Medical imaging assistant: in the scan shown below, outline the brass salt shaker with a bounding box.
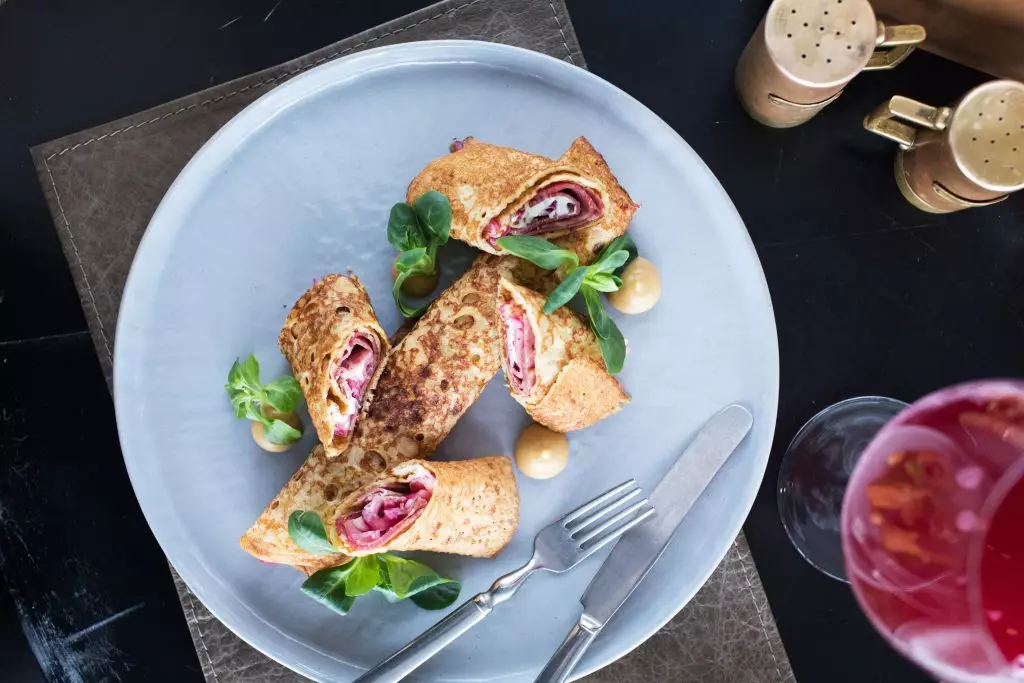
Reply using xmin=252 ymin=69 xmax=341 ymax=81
xmin=736 ymin=0 xmax=925 ymax=128
xmin=864 ymin=80 xmax=1024 ymax=213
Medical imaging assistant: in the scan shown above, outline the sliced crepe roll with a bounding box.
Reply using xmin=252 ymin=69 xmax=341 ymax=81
xmin=498 ymin=278 xmax=629 ymax=432
xmin=407 ymin=137 xmax=636 ymax=261
xmin=331 ymin=457 xmax=519 ymax=558
xmin=242 ymin=256 xmax=532 ymax=571
xmin=279 ymin=275 xmax=389 ymax=458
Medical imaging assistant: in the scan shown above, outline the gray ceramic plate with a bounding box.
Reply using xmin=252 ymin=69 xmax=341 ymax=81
xmin=114 ymin=41 xmax=779 ymax=682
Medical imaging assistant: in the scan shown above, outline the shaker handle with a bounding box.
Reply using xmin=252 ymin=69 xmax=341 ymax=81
xmin=863 ymin=96 xmax=953 ymax=149
xmin=864 ymin=21 xmax=926 ymax=71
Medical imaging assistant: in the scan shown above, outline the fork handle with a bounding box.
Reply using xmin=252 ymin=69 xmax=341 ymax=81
xmin=353 ymin=597 xmax=490 ymax=683
xmin=354 ymin=560 xmax=538 ymax=683
xmin=534 ymin=618 xmax=600 ymax=683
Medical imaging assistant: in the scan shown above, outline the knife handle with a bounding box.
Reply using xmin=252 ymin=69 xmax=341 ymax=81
xmin=534 ymin=618 xmax=600 ymax=683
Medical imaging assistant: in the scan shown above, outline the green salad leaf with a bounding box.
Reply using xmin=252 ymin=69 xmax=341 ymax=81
xmin=413 ymin=190 xmax=453 ymax=245
xmin=344 ymin=556 xmax=382 ymax=597
xmin=492 ymin=236 xmax=636 ymax=373
xmin=408 ymin=578 xmax=461 ymax=610
xmin=496 ymin=236 xmax=578 ymax=271
xmin=387 ymin=191 xmax=453 ymax=318
xmin=584 ymin=272 xmax=622 ymax=293
xmin=543 ymin=266 xmax=588 ymax=314
xmin=265 ymin=419 xmax=302 ymax=445
xmin=298 ymin=548 xmax=461 ymax=616
xmin=391 ymin=246 xmax=436 ymax=318
xmin=375 ymin=554 xmax=434 ymax=598
xmin=388 ymin=203 xmax=424 ymax=252
xmin=224 ymin=355 xmax=304 ymax=444
xmin=287 ymin=511 xmax=336 ymax=555
xmin=592 ymin=235 xmax=637 ymax=274
xmin=300 ymin=564 xmax=357 ymax=615
xmin=375 ymin=554 xmax=460 ymax=610
xmin=264 ymin=376 xmax=303 ymax=413
xmin=583 ymin=287 xmax=627 ymax=374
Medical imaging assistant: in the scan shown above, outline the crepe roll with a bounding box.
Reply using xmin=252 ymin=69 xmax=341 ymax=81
xmin=242 ymin=256 xmax=528 ymax=571
xmin=407 ymin=137 xmax=637 ymax=262
xmin=350 ymin=255 xmax=507 ymax=463
xmin=331 ymin=457 xmax=518 ymax=558
xmin=498 ymin=278 xmax=629 ymax=432
xmin=279 ymin=275 xmax=388 ymax=458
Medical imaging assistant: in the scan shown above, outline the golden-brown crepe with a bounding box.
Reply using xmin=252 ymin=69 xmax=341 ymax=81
xmin=331 ymin=457 xmax=518 ymax=558
xmin=497 ymin=278 xmax=629 ymax=432
xmin=407 ymin=137 xmax=636 ymax=262
xmin=279 ymin=275 xmax=389 ymax=458
xmin=241 ymin=255 xmax=526 ymax=571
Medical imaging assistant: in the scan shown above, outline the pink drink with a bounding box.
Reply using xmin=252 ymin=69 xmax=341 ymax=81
xmin=842 ymin=381 xmax=1024 ymax=682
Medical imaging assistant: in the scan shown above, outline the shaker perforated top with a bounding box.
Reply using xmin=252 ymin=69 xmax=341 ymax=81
xmin=949 ymin=80 xmax=1024 ymax=193
xmin=765 ymin=0 xmax=877 ymax=88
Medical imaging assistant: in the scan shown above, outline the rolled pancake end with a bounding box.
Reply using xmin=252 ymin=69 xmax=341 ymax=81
xmin=332 ymin=457 xmax=519 ymax=559
xmin=408 ymin=137 xmax=636 ymax=263
xmin=498 ymin=277 xmax=629 ymax=432
xmin=279 ymin=275 xmax=389 ymax=458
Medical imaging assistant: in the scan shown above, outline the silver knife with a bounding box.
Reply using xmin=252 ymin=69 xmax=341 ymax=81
xmin=534 ymin=404 xmax=754 ymax=683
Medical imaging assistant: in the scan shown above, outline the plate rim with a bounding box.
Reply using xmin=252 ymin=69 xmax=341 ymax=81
xmin=113 ymin=39 xmax=780 ymax=682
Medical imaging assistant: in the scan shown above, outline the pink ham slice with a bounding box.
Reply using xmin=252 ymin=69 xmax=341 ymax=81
xmin=500 ymin=302 xmax=535 ymax=396
xmin=486 ymin=181 xmax=603 ymax=246
xmin=336 ymin=473 xmax=435 ymax=551
xmin=331 ymin=333 xmax=378 ymax=437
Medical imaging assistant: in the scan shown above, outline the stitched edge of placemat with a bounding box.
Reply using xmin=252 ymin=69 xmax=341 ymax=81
xmin=736 ymin=537 xmax=792 ymax=683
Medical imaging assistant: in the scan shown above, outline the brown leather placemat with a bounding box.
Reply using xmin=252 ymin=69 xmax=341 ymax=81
xmin=31 ymin=1 xmax=793 ymax=681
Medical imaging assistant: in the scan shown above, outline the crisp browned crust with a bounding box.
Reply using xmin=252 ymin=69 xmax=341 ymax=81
xmin=526 ymin=356 xmax=630 ymax=432
xmin=407 ymin=138 xmax=555 ymax=254
xmin=498 ymin=278 xmax=629 ymax=432
xmin=278 ymin=275 xmax=389 ymax=458
xmin=241 ymin=256 xmax=545 ymax=569
xmin=353 ymin=255 xmax=502 ymax=459
xmin=331 ymin=457 xmax=519 ymax=558
xmin=239 ymin=444 xmax=358 ymax=571
xmin=407 ymin=137 xmax=636 ymax=263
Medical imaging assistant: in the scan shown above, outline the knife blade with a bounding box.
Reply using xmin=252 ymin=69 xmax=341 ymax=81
xmin=582 ymin=403 xmax=753 ymax=623
xmin=534 ymin=403 xmax=753 ymax=683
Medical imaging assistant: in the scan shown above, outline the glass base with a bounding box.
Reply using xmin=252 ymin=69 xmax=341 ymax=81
xmin=778 ymin=396 xmax=908 ymax=582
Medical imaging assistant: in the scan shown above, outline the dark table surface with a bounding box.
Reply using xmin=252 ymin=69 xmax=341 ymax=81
xmin=1 ymin=0 xmax=1021 ymax=681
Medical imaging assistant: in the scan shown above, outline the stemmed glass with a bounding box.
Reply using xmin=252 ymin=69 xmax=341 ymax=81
xmin=778 ymin=395 xmax=908 ymax=581
xmin=779 ymin=382 xmax=1024 ymax=682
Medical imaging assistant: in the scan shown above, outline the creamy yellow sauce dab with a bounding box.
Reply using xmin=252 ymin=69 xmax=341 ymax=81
xmin=609 ymin=257 xmax=661 ymax=314
xmin=514 ymin=423 xmax=569 ymax=479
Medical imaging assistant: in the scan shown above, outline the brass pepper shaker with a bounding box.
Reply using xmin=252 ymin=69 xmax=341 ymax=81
xmin=735 ymin=0 xmax=925 ymax=128
xmin=864 ymin=80 xmax=1024 ymax=213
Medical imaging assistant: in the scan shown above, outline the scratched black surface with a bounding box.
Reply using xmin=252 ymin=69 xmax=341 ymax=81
xmin=1 ymin=0 xmax=1022 ymax=681
xmin=0 ymin=332 xmax=201 ymax=682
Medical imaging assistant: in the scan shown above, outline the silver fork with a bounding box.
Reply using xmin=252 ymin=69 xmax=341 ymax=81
xmin=353 ymin=479 xmax=655 ymax=683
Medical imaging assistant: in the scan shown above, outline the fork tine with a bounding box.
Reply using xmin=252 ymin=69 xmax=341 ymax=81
xmin=572 ymin=499 xmax=651 ymax=545
xmin=561 ymin=479 xmax=638 ymax=526
xmin=577 ymin=506 xmax=656 ymax=558
xmin=566 ymin=487 xmax=642 ymax=531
